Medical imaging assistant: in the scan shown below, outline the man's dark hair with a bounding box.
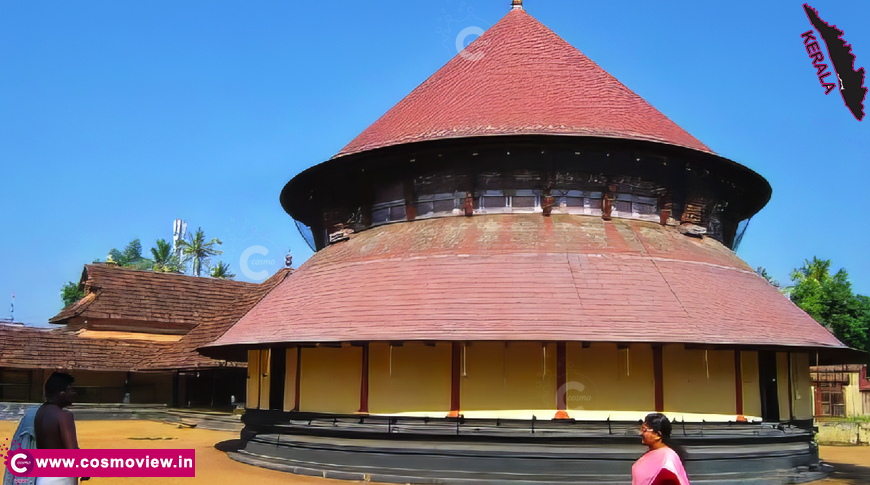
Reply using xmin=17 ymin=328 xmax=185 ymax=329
xmin=44 ymin=372 xmax=75 ymax=399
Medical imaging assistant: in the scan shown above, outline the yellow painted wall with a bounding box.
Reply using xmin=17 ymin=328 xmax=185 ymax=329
xmin=369 ymin=342 xmax=451 ymax=415
xmin=776 ymin=352 xmax=790 ymax=420
xmin=284 ymin=347 xmax=298 ymax=412
xmin=461 ymin=342 xmax=556 ymax=413
xmin=567 ymin=343 xmax=654 ymax=414
xmin=844 ymin=373 xmax=864 ymax=417
xmin=740 ymin=351 xmax=762 ymax=418
xmin=791 ymin=353 xmax=813 ymax=420
xmin=246 ymin=349 xmax=259 ymax=409
xmin=663 ymin=346 xmax=736 ymax=416
xmin=299 ymin=346 xmax=362 ymax=414
xmin=259 ymin=349 xmax=271 ymax=410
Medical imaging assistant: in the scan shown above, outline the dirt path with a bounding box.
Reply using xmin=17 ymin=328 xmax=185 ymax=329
xmin=3 ymin=420 xmax=869 ymax=484
xmin=819 ymin=445 xmax=870 ymax=484
xmin=1 ymin=420 xmax=360 ymax=484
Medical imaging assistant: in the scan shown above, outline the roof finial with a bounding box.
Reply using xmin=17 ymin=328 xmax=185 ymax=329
xmin=511 ymin=0 xmax=523 ymax=10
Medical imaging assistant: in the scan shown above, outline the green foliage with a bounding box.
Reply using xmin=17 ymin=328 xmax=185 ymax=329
xmin=60 ymin=282 xmax=85 ymax=307
xmin=108 ymin=238 xmax=154 ymax=269
xmin=150 ymin=239 xmax=172 ymax=263
xmin=755 ymin=267 xmax=780 ymax=287
xmin=210 ymin=261 xmax=235 ymax=279
xmin=176 ymin=227 xmax=223 ymax=277
xmin=788 ymin=257 xmax=870 ymax=351
xmin=123 ymin=238 xmax=143 ymax=263
xmin=150 ymin=238 xmax=183 ymax=273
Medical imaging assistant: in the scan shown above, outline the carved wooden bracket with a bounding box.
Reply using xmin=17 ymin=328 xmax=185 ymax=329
xmin=602 ymin=184 xmax=617 ymax=221
xmin=463 ymin=192 xmax=475 ymax=217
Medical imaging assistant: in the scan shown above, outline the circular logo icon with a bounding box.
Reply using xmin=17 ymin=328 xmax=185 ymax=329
xmin=7 ymin=449 xmax=34 ymax=477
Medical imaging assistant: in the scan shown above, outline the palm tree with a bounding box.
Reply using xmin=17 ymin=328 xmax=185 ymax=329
xmin=151 ymin=238 xmax=183 ymax=273
xmin=210 ymin=261 xmax=235 ymax=279
xmin=151 ymin=239 xmax=173 ymax=264
xmin=176 ymin=227 xmax=223 ymax=277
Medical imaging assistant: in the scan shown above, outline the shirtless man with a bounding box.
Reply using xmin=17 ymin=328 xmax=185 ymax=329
xmin=34 ymin=372 xmax=86 ymax=485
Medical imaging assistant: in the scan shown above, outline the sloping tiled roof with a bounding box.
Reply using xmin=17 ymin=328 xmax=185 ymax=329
xmin=51 ymin=291 xmax=98 ymax=324
xmin=49 ymin=264 xmax=256 ymax=327
xmin=4 ymin=267 xmax=291 ymax=372
xmin=335 ymin=8 xmax=712 ymax=159
xmin=205 ymin=214 xmax=845 ymax=350
xmin=0 ymin=324 xmax=166 ymax=372
xmin=145 ymin=269 xmax=292 ymax=370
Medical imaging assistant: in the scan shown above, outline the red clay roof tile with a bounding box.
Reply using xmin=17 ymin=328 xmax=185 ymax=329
xmin=0 ymin=324 xmax=166 ymax=372
xmin=49 ymin=264 xmax=256 ymax=328
xmin=205 ymin=215 xmax=845 ymax=350
xmin=145 ymin=269 xmax=292 ymax=370
xmin=336 ymin=9 xmax=712 ymax=159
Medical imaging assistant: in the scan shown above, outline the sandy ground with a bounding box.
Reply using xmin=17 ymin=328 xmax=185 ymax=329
xmin=1 ymin=420 xmax=357 ymax=485
xmin=3 ymin=420 xmax=869 ymax=484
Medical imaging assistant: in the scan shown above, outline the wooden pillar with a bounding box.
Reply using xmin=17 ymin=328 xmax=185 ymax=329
xmin=359 ymin=343 xmax=369 ymax=414
xmin=448 ymin=342 xmax=462 ymax=417
xmin=786 ymin=353 xmax=794 ymax=422
xmin=463 ymin=192 xmax=475 ymax=217
xmin=653 ymin=346 xmax=664 ymax=413
xmin=542 ymin=189 xmax=554 ymax=217
xmin=293 ymin=347 xmax=302 ymax=412
xmin=246 ymin=349 xmax=260 ymax=409
xmin=259 ymin=349 xmax=271 ymax=410
xmin=403 ymin=176 xmax=417 ymax=221
xmin=735 ymin=350 xmax=745 ymax=420
xmin=555 ymin=342 xmax=569 ymax=419
xmin=659 ymin=191 xmax=672 ymax=225
xmin=602 ymin=184 xmax=617 ymax=221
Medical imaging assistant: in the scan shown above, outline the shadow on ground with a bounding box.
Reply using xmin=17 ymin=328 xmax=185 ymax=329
xmin=214 ymin=439 xmax=245 ymax=452
xmin=824 ymin=462 xmax=870 ymax=484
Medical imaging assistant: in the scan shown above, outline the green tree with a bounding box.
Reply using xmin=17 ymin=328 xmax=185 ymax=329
xmin=61 ymin=282 xmax=85 ymax=307
xmin=108 ymin=238 xmax=153 ymax=269
xmin=176 ymin=227 xmax=223 ymax=277
xmin=854 ymin=295 xmax=870 ymax=351
xmin=150 ymin=238 xmax=183 ymax=273
xmin=788 ymin=257 xmax=869 ymax=351
xmin=755 ymin=267 xmax=780 ymax=288
xmin=210 ymin=261 xmax=235 ymax=279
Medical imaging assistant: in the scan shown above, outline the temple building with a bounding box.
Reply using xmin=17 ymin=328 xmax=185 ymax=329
xmin=1 ymin=263 xmax=290 ymax=408
xmin=201 ymin=2 xmax=866 ymax=482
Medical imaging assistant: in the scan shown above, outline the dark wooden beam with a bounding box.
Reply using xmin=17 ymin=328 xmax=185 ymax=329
xmin=359 ymin=343 xmax=369 ymax=414
xmin=555 ymin=342 xmax=569 ymax=419
xmin=403 ymin=175 xmax=417 ymax=221
xmin=659 ymin=191 xmax=672 ymax=225
xmin=602 ymin=184 xmax=617 ymax=221
xmin=787 ymin=353 xmax=794 ymax=422
xmin=293 ymin=347 xmax=302 ymax=412
xmin=463 ymin=191 xmax=474 ymax=217
xmin=653 ymin=346 xmax=664 ymax=413
xmin=449 ymin=342 xmax=462 ymax=417
xmin=735 ymin=350 xmax=744 ymax=418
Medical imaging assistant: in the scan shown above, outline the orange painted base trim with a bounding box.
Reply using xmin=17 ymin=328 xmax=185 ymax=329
xmin=554 ymin=410 xmax=570 ymax=420
xmin=447 ymin=410 xmax=461 ymax=418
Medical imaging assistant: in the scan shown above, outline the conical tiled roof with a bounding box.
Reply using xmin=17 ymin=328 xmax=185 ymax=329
xmin=335 ymin=7 xmax=713 ymax=159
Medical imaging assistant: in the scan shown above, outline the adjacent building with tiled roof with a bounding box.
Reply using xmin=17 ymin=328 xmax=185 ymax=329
xmin=146 ymin=268 xmax=292 ymax=371
xmin=1 ymin=264 xmax=290 ymax=407
xmin=50 ymin=263 xmax=257 ymax=335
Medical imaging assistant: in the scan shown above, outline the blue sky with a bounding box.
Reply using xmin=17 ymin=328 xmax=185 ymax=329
xmin=1 ymin=0 xmax=867 ymax=326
